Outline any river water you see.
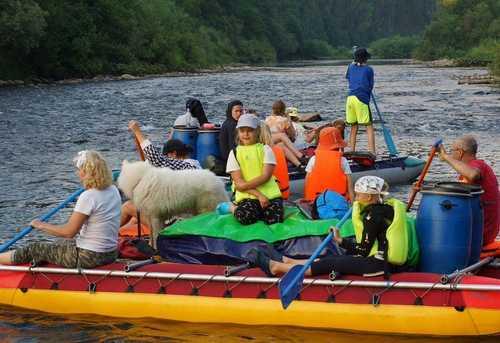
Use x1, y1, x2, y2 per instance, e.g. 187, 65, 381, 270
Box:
0, 63, 499, 341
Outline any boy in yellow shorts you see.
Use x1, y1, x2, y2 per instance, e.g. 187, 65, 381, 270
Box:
345, 47, 375, 155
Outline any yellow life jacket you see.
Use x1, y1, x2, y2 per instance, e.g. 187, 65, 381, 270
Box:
351, 198, 409, 265
233, 144, 282, 203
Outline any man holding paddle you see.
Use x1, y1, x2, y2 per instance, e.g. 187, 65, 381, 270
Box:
439, 135, 499, 245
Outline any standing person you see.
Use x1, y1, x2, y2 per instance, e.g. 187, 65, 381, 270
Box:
304, 127, 354, 202
223, 114, 284, 225
219, 100, 243, 166
345, 47, 375, 155
439, 135, 499, 245
0, 151, 120, 268
253, 176, 418, 277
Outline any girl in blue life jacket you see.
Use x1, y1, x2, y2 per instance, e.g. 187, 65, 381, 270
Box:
220, 113, 284, 225
253, 176, 415, 276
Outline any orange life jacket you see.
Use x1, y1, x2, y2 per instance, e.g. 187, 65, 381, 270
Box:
304, 150, 347, 201
272, 146, 290, 200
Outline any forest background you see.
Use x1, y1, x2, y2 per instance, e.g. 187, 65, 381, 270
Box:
0, 0, 499, 81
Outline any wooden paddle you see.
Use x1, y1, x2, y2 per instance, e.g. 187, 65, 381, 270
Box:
134, 135, 145, 161
406, 139, 442, 211
278, 207, 352, 309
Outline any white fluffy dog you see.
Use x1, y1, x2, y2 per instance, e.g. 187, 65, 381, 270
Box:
117, 160, 229, 248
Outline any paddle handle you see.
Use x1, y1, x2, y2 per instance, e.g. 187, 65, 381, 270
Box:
285, 208, 353, 288
406, 139, 442, 211
134, 135, 145, 161
0, 188, 85, 253
371, 92, 399, 157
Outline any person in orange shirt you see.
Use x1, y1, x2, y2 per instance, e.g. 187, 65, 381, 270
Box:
304, 127, 354, 202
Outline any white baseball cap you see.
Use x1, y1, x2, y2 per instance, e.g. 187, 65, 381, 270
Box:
355, 176, 389, 195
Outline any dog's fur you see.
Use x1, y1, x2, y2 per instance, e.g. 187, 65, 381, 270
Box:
117, 160, 229, 248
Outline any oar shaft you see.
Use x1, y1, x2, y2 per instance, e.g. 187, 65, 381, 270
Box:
406, 139, 442, 211
0, 188, 84, 252
371, 93, 398, 156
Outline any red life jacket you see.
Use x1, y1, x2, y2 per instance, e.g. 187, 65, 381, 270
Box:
304, 150, 347, 201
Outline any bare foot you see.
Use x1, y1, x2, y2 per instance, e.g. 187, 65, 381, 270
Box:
269, 260, 279, 275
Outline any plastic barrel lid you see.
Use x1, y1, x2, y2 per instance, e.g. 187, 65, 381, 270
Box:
173, 126, 198, 131
198, 128, 221, 133
437, 181, 483, 195
421, 182, 471, 195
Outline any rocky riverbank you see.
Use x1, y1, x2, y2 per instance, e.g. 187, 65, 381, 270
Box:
0, 64, 270, 88
2, 60, 499, 88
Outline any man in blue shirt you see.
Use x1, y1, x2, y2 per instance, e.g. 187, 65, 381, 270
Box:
345, 47, 375, 155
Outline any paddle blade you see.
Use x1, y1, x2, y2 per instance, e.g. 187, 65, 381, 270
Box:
383, 128, 398, 156
278, 264, 304, 309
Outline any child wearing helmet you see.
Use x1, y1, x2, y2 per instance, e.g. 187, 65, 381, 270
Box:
252, 176, 418, 277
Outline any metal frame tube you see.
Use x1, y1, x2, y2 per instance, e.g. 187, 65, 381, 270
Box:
1, 265, 499, 292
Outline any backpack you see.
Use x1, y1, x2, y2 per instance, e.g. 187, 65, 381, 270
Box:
118, 237, 156, 260
312, 190, 349, 220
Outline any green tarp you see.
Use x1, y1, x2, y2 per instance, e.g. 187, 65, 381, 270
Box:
160, 207, 355, 243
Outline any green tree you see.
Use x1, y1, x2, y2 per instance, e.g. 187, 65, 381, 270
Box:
370, 35, 421, 59
0, 0, 438, 80
0, 0, 47, 78
416, 0, 500, 65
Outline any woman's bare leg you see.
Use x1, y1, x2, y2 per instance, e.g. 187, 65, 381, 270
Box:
277, 143, 301, 167
120, 200, 151, 228
120, 200, 137, 226
272, 133, 304, 158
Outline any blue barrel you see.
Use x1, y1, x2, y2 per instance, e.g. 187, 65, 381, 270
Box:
196, 128, 221, 167
437, 182, 484, 265
416, 184, 473, 274
172, 127, 198, 159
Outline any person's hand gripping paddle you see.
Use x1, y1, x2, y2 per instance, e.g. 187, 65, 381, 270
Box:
278, 208, 352, 309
